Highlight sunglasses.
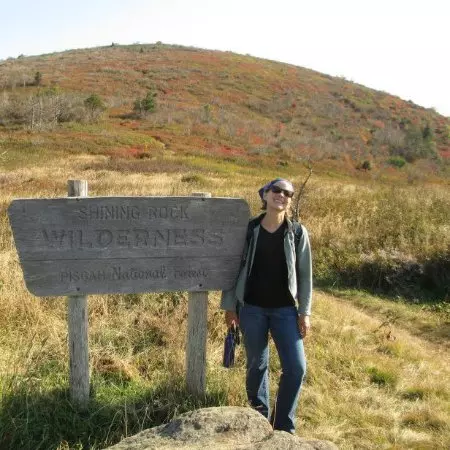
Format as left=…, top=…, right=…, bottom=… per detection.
left=270, top=186, right=294, bottom=198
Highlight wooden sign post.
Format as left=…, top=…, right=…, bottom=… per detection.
left=67, top=180, right=90, bottom=407
left=186, top=192, right=210, bottom=396
left=8, top=183, right=249, bottom=403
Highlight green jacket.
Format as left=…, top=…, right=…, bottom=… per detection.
left=220, top=215, right=312, bottom=315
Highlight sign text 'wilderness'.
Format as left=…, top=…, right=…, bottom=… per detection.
left=8, top=196, right=249, bottom=296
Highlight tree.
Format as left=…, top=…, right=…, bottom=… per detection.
left=134, top=90, right=157, bottom=117
left=389, top=124, right=438, bottom=163
left=84, top=94, right=105, bottom=122
left=422, top=124, right=434, bottom=141
left=360, top=160, right=372, bottom=171
left=34, top=71, right=42, bottom=86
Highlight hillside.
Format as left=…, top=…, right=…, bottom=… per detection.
left=0, top=43, right=449, bottom=179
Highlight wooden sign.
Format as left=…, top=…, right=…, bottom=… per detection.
left=8, top=196, right=249, bottom=296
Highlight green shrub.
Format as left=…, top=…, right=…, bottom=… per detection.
left=390, top=126, right=439, bottom=162
left=134, top=90, right=157, bottom=116
left=422, top=123, right=433, bottom=140
left=402, top=387, right=427, bottom=401
left=358, top=160, right=372, bottom=170
left=387, top=156, right=406, bottom=168
left=367, top=366, right=398, bottom=387
left=84, top=94, right=106, bottom=122
left=201, top=104, right=212, bottom=123
left=84, top=94, right=105, bottom=111
left=34, top=71, right=42, bottom=86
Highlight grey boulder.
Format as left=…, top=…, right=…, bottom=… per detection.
left=107, top=406, right=338, bottom=449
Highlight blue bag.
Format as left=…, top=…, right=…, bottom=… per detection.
left=223, top=325, right=240, bottom=368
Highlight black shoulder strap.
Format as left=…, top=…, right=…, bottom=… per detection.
left=292, top=221, right=303, bottom=293
left=242, top=216, right=263, bottom=269
left=246, top=215, right=264, bottom=246
left=292, top=221, right=303, bottom=250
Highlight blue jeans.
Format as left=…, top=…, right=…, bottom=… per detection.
left=239, top=304, right=306, bottom=433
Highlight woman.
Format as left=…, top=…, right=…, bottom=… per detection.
left=221, top=177, right=312, bottom=434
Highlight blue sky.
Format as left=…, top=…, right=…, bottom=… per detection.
left=1, top=0, right=449, bottom=116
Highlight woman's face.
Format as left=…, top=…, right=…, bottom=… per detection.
left=264, top=181, right=294, bottom=212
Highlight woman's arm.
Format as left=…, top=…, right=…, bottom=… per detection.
left=296, top=226, right=312, bottom=316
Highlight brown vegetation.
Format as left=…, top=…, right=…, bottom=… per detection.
left=1, top=44, right=448, bottom=174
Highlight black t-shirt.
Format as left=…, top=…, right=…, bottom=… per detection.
left=244, top=222, right=295, bottom=308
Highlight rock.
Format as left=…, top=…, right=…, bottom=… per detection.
left=107, top=406, right=338, bottom=449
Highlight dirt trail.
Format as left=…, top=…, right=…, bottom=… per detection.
left=318, top=290, right=450, bottom=358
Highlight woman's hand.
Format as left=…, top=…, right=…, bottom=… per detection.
left=298, top=314, right=310, bottom=338
left=225, top=310, right=239, bottom=328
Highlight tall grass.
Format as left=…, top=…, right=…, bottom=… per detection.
left=300, top=181, right=450, bottom=299
left=0, top=155, right=449, bottom=449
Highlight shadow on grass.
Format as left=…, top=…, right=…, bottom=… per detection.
left=316, top=251, right=450, bottom=304
left=110, top=112, right=138, bottom=120
left=0, top=376, right=228, bottom=450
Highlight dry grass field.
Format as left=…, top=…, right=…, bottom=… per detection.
left=0, top=152, right=449, bottom=449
